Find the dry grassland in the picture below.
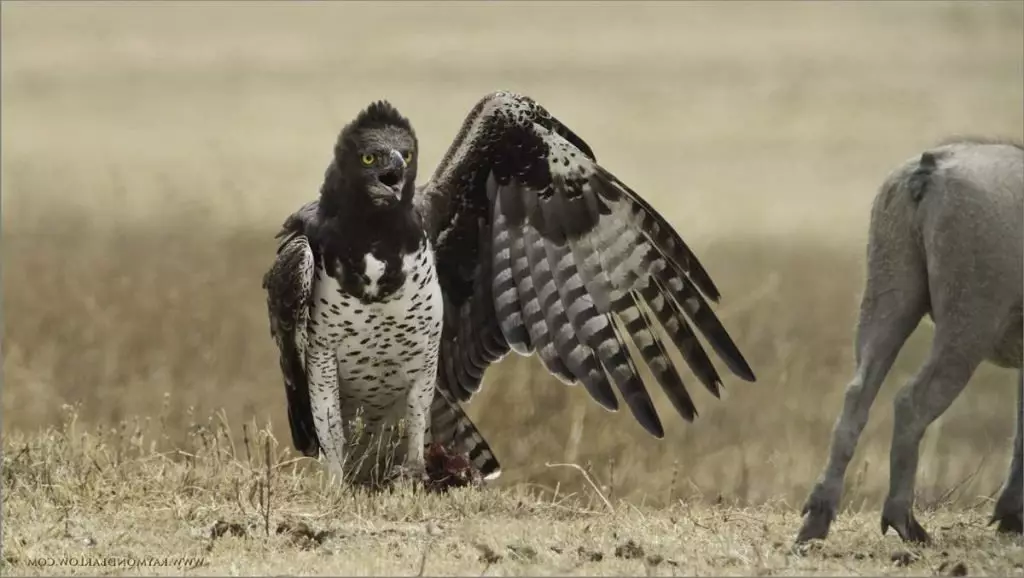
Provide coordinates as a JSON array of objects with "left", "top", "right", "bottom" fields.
[
  {"left": 2, "top": 2, "right": 1023, "bottom": 574},
  {"left": 2, "top": 411, "right": 1022, "bottom": 576}
]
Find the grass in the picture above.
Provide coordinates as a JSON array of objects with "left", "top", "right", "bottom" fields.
[
  {"left": 3, "top": 408, "right": 1022, "bottom": 576},
  {"left": 2, "top": 2, "right": 1023, "bottom": 575}
]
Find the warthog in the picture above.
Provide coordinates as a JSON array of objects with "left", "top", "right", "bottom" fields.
[{"left": 796, "top": 138, "right": 1023, "bottom": 544}]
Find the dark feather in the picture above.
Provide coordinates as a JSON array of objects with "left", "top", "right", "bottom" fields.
[
  {"left": 637, "top": 280, "right": 723, "bottom": 398},
  {"left": 624, "top": 292, "right": 698, "bottom": 421},
  {"left": 604, "top": 315, "right": 663, "bottom": 437},
  {"left": 490, "top": 204, "right": 532, "bottom": 354},
  {"left": 262, "top": 225, "right": 320, "bottom": 457},
  {"left": 543, "top": 237, "right": 619, "bottom": 411},
  {"left": 652, "top": 265, "right": 755, "bottom": 382},
  {"left": 522, "top": 223, "right": 576, "bottom": 383}
]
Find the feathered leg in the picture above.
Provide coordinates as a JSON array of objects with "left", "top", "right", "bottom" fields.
[
  {"left": 394, "top": 376, "right": 433, "bottom": 486},
  {"left": 307, "top": 344, "right": 347, "bottom": 482}
]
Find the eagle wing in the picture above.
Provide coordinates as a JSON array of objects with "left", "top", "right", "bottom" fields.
[
  {"left": 415, "top": 91, "right": 756, "bottom": 438},
  {"left": 262, "top": 202, "right": 320, "bottom": 456}
]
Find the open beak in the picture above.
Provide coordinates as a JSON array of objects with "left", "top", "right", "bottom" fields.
[{"left": 375, "top": 149, "right": 407, "bottom": 201}]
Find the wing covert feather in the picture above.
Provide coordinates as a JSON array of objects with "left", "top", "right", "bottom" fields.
[{"left": 262, "top": 228, "right": 319, "bottom": 457}]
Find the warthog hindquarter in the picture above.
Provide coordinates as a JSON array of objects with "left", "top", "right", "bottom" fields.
[{"left": 797, "top": 139, "right": 1023, "bottom": 545}]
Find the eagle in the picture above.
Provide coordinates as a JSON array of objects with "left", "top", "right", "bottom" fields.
[{"left": 262, "top": 91, "right": 756, "bottom": 487}]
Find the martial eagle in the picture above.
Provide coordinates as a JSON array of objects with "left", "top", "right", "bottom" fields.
[{"left": 262, "top": 91, "right": 756, "bottom": 486}]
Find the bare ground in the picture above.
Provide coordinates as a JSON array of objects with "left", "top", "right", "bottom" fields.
[{"left": 2, "top": 2, "right": 1023, "bottom": 575}]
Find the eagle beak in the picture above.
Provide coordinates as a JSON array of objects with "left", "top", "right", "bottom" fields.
[
  {"left": 371, "top": 149, "right": 407, "bottom": 203},
  {"left": 389, "top": 149, "right": 407, "bottom": 171}
]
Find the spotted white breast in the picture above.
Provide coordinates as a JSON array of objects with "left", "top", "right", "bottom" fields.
[{"left": 305, "top": 240, "right": 444, "bottom": 477}]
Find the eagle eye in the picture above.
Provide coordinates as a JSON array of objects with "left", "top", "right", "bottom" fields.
[
  {"left": 403, "top": 150, "right": 413, "bottom": 163},
  {"left": 360, "top": 153, "right": 375, "bottom": 166}
]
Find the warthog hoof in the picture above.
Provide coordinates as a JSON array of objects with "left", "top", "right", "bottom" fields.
[
  {"left": 796, "top": 494, "right": 836, "bottom": 543},
  {"left": 881, "top": 502, "right": 931, "bottom": 544},
  {"left": 996, "top": 513, "right": 1023, "bottom": 534},
  {"left": 990, "top": 501, "right": 1023, "bottom": 534}
]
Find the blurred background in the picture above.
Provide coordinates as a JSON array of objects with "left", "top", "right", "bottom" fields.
[{"left": 2, "top": 1, "right": 1022, "bottom": 507}]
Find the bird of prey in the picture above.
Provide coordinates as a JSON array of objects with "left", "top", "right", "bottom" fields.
[{"left": 262, "top": 91, "right": 756, "bottom": 487}]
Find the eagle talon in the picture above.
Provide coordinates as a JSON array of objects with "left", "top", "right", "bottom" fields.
[{"left": 388, "top": 464, "right": 429, "bottom": 487}]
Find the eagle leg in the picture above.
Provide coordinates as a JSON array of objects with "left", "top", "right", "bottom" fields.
[{"left": 389, "top": 379, "right": 433, "bottom": 488}]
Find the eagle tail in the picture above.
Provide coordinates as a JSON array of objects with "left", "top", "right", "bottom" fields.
[{"left": 428, "top": 388, "right": 501, "bottom": 480}]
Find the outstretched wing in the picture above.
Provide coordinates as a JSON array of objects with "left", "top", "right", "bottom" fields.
[
  {"left": 415, "top": 91, "right": 756, "bottom": 438},
  {"left": 262, "top": 205, "right": 319, "bottom": 456}
]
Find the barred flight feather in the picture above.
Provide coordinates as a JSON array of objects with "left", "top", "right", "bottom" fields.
[
  {"left": 523, "top": 222, "right": 576, "bottom": 384},
  {"left": 490, "top": 198, "right": 531, "bottom": 354}
]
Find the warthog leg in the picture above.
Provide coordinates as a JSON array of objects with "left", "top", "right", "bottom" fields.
[
  {"left": 990, "top": 369, "right": 1023, "bottom": 534},
  {"left": 880, "top": 348, "right": 979, "bottom": 542},
  {"left": 881, "top": 268, "right": 1008, "bottom": 543},
  {"left": 797, "top": 179, "right": 929, "bottom": 544},
  {"left": 797, "top": 279, "right": 926, "bottom": 543}
]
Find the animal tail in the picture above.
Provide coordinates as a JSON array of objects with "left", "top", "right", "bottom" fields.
[
  {"left": 906, "top": 151, "right": 940, "bottom": 202},
  {"left": 428, "top": 387, "right": 502, "bottom": 480}
]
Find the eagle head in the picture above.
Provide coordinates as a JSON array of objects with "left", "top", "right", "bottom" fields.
[{"left": 329, "top": 100, "right": 418, "bottom": 210}]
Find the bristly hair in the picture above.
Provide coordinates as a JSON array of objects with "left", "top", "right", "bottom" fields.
[
  {"left": 935, "top": 134, "right": 1024, "bottom": 152},
  {"left": 345, "top": 100, "right": 414, "bottom": 136}
]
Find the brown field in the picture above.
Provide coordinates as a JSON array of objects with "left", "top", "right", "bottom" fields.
[{"left": 2, "top": 2, "right": 1023, "bottom": 575}]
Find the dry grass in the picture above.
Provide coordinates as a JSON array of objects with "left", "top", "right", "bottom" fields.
[
  {"left": 2, "top": 2, "right": 1023, "bottom": 574},
  {"left": 3, "top": 409, "right": 1022, "bottom": 576}
]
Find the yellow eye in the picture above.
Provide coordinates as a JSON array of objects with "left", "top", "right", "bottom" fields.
[
  {"left": 403, "top": 150, "right": 413, "bottom": 163},
  {"left": 360, "top": 154, "right": 375, "bottom": 166}
]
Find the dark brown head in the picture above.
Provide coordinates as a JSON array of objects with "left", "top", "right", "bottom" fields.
[{"left": 326, "top": 100, "right": 418, "bottom": 211}]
